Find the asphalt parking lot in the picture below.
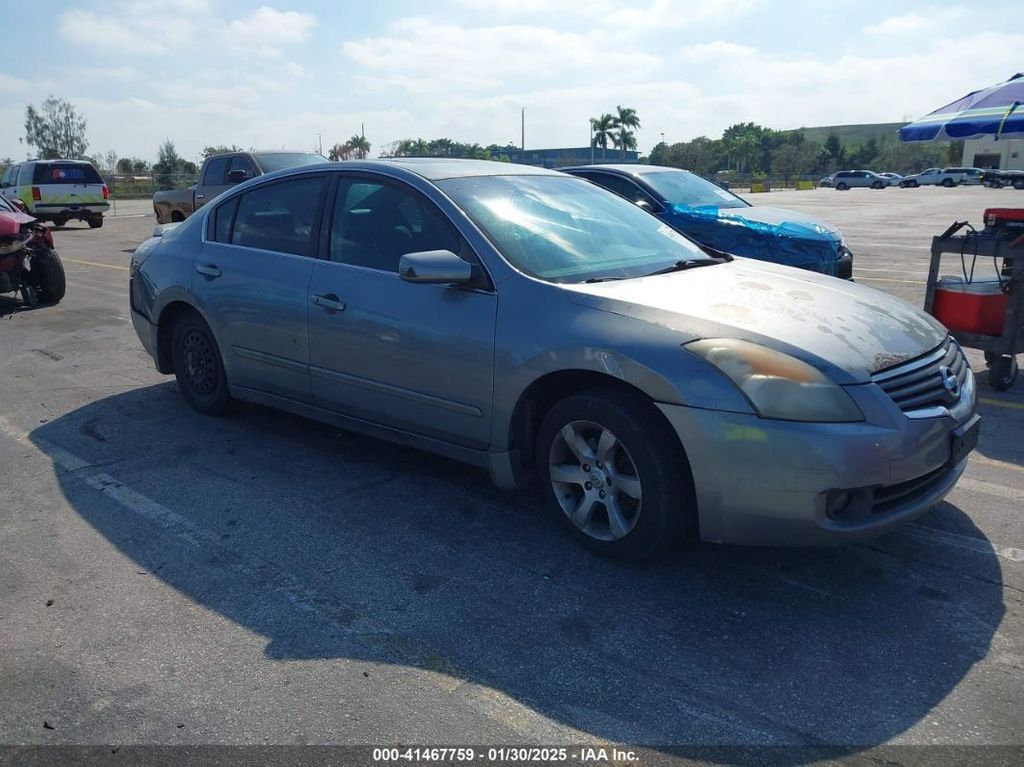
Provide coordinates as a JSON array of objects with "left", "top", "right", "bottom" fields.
[{"left": 0, "top": 186, "right": 1022, "bottom": 756}]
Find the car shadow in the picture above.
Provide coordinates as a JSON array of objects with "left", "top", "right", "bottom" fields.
[{"left": 30, "top": 384, "right": 1005, "bottom": 757}]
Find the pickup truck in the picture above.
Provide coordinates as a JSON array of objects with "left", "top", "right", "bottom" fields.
[
  {"left": 152, "top": 151, "right": 326, "bottom": 224},
  {"left": 898, "top": 167, "right": 983, "bottom": 188}
]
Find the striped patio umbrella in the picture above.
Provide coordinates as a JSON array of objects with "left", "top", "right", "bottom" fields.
[{"left": 898, "top": 73, "right": 1024, "bottom": 142}]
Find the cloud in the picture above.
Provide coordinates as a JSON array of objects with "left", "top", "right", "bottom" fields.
[
  {"left": 58, "top": 10, "right": 192, "bottom": 55},
  {"left": 862, "top": 6, "right": 967, "bottom": 36},
  {"left": 603, "top": 0, "right": 762, "bottom": 31},
  {"left": 344, "top": 18, "right": 659, "bottom": 95},
  {"left": 224, "top": 6, "right": 317, "bottom": 58}
]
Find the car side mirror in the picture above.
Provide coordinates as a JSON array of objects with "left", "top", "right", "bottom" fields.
[
  {"left": 227, "top": 169, "right": 250, "bottom": 183},
  {"left": 399, "top": 250, "right": 473, "bottom": 285},
  {"left": 635, "top": 199, "right": 651, "bottom": 211}
]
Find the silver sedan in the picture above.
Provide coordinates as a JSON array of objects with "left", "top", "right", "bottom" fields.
[{"left": 130, "top": 160, "right": 979, "bottom": 559}]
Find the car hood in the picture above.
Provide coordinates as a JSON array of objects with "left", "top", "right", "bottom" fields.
[
  {"left": 660, "top": 204, "right": 843, "bottom": 275},
  {"left": 723, "top": 205, "right": 841, "bottom": 238},
  {"left": 564, "top": 259, "right": 946, "bottom": 384}
]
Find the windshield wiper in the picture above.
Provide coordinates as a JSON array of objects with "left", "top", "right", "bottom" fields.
[
  {"left": 642, "top": 257, "right": 726, "bottom": 277},
  {"left": 582, "top": 275, "right": 626, "bottom": 283}
]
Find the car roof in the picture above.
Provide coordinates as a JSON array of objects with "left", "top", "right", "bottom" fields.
[
  {"left": 561, "top": 164, "right": 683, "bottom": 177},
  {"left": 345, "top": 158, "right": 563, "bottom": 181},
  {"left": 26, "top": 158, "right": 96, "bottom": 164}
]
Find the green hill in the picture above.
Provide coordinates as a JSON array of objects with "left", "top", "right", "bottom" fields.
[{"left": 797, "top": 122, "right": 909, "bottom": 146}]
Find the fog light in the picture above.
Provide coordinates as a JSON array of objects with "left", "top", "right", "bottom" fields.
[{"left": 825, "top": 490, "right": 852, "bottom": 519}]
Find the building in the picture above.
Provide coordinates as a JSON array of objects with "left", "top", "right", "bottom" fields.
[
  {"left": 517, "top": 147, "right": 640, "bottom": 169},
  {"left": 961, "top": 137, "right": 1024, "bottom": 170}
]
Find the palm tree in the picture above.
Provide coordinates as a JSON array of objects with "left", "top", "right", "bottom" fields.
[
  {"left": 327, "top": 142, "right": 352, "bottom": 162},
  {"left": 613, "top": 105, "right": 640, "bottom": 161},
  {"left": 590, "top": 113, "right": 615, "bottom": 161},
  {"left": 348, "top": 134, "right": 371, "bottom": 159}
]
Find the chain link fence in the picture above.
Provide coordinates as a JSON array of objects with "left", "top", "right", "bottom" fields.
[{"left": 102, "top": 173, "right": 198, "bottom": 201}]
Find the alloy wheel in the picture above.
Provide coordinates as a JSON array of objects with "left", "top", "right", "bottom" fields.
[{"left": 548, "top": 420, "right": 642, "bottom": 541}]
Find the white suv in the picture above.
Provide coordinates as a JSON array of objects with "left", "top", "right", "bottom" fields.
[{"left": 0, "top": 159, "right": 110, "bottom": 228}]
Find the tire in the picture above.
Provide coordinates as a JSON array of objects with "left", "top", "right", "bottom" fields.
[
  {"left": 1014, "top": 179, "right": 1024, "bottom": 190},
  {"left": 942, "top": 178, "right": 955, "bottom": 188},
  {"left": 910, "top": 180, "right": 919, "bottom": 187},
  {"left": 51, "top": 216, "right": 68, "bottom": 228},
  {"left": 87, "top": 215, "right": 103, "bottom": 229},
  {"left": 872, "top": 181, "right": 883, "bottom": 189},
  {"left": 171, "top": 311, "right": 231, "bottom": 416},
  {"left": 170, "top": 211, "right": 185, "bottom": 223},
  {"left": 988, "top": 356, "right": 1018, "bottom": 391},
  {"left": 835, "top": 182, "right": 849, "bottom": 191},
  {"left": 534, "top": 388, "right": 696, "bottom": 560},
  {"left": 984, "top": 351, "right": 997, "bottom": 366},
  {"left": 29, "top": 248, "right": 66, "bottom": 305}
]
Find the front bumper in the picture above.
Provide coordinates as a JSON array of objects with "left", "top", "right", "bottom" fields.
[
  {"left": 131, "top": 307, "right": 160, "bottom": 368},
  {"left": 657, "top": 391, "right": 977, "bottom": 546}
]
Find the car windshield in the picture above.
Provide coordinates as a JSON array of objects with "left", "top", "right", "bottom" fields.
[
  {"left": 438, "top": 174, "right": 713, "bottom": 283},
  {"left": 255, "top": 153, "right": 327, "bottom": 173},
  {"left": 639, "top": 170, "right": 748, "bottom": 210}
]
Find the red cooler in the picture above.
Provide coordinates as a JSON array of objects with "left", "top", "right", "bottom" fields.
[{"left": 933, "top": 276, "right": 1009, "bottom": 335}]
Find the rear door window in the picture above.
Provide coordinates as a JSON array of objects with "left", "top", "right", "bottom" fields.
[
  {"left": 33, "top": 163, "right": 103, "bottom": 184},
  {"left": 230, "top": 175, "right": 328, "bottom": 257},
  {"left": 212, "top": 197, "right": 240, "bottom": 243},
  {"left": 228, "top": 155, "right": 257, "bottom": 181}
]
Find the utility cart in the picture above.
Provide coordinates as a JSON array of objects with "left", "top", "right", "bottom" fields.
[{"left": 923, "top": 212, "right": 1024, "bottom": 391}]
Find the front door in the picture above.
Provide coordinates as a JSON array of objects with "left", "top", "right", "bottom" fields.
[
  {"left": 307, "top": 176, "right": 496, "bottom": 448},
  {"left": 192, "top": 174, "right": 329, "bottom": 402}
]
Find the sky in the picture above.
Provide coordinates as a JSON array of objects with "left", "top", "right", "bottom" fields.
[{"left": 1, "top": 0, "right": 1021, "bottom": 164}]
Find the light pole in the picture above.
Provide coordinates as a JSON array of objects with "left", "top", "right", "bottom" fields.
[
  {"left": 521, "top": 107, "right": 526, "bottom": 164},
  {"left": 660, "top": 132, "right": 665, "bottom": 145},
  {"left": 590, "top": 119, "right": 595, "bottom": 164}
]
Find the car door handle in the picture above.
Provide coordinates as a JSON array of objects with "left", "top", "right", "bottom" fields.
[
  {"left": 196, "top": 263, "right": 222, "bottom": 278},
  {"left": 312, "top": 293, "right": 346, "bottom": 313},
  {"left": 195, "top": 193, "right": 205, "bottom": 199}
]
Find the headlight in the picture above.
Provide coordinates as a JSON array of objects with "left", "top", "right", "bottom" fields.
[{"left": 687, "top": 338, "right": 864, "bottom": 423}]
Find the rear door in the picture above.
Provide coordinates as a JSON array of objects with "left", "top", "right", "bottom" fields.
[
  {"left": 192, "top": 173, "right": 330, "bottom": 402},
  {"left": 306, "top": 174, "right": 497, "bottom": 448}
]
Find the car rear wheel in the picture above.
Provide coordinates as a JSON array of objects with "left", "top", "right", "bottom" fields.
[
  {"left": 942, "top": 178, "right": 955, "bottom": 188},
  {"left": 87, "top": 215, "right": 103, "bottom": 229},
  {"left": 171, "top": 312, "right": 231, "bottom": 416},
  {"left": 872, "top": 181, "right": 884, "bottom": 189},
  {"left": 29, "top": 248, "right": 66, "bottom": 305},
  {"left": 1014, "top": 179, "right": 1024, "bottom": 190},
  {"left": 535, "top": 389, "right": 696, "bottom": 559}
]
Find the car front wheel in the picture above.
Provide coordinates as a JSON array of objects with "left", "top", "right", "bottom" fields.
[
  {"left": 535, "top": 389, "right": 696, "bottom": 559},
  {"left": 171, "top": 311, "right": 231, "bottom": 415},
  {"left": 835, "top": 182, "right": 848, "bottom": 191}
]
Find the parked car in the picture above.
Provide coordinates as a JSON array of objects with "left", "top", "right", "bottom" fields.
[
  {"left": 898, "top": 167, "right": 980, "bottom": 187},
  {"left": 829, "top": 170, "right": 890, "bottom": 190},
  {"left": 818, "top": 174, "right": 835, "bottom": 188},
  {"left": 562, "top": 164, "right": 854, "bottom": 278},
  {"left": 152, "top": 151, "right": 326, "bottom": 224},
  {"left": 879, "top": 172, "right": 903, "bottom": 183},
  {"left": 130, "top": 159, "right": 978, "bottom": 558},
  {"left": 980, "top": 169, "right": 1024, "bottom": 189},
  {"left": 0, "top": 159, "right": 109, "bottom": 228}
]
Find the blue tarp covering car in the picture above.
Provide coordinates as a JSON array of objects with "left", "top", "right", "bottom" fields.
[
  {"left": 660, "top": 203, "right": 843, "bottom": 276},
  {"left": 561, "top": 165, "right": 853, "bottom": 278}
]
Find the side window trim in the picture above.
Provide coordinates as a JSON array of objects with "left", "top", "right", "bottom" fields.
[{"left": 230, "top": 173, "right": 330, "bottom": 258}]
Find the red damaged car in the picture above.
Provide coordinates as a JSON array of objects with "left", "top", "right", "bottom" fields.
[{"left": 0, "top": 195, "right": 65, "bottom": 307}]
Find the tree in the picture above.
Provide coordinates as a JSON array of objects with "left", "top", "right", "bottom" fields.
[
  {"left": 328, "top": 142, "right": 353, "bottom": 161},
  {"left": 116, "top": 157, "right": 150, "bottom": 174},
  {"left": 202, "top": 144, "right": 243, "bottom": 159},
  {"left": 771, "top": 143, "right": 817, "bottom": 185},
  {"left": 348, "top": 134, "right": 371, "bottom": 159},
  {"left": 590, "top": 114, "right": 615, "bottom": 161},
  {"left": 152, "top": 140, "right": 196, "bottom": 190},
  {"left": 613, "top": 106, "right": 640, "bottom": 161},
  {"left": 24, "top": 97, "right": 89, "bottom": 159}
]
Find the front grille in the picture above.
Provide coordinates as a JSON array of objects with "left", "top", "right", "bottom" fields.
[{"left": 871, "top": 336, "right": 968, "bottom": 413}]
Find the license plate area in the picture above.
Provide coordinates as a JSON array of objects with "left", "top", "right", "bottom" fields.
[{"left": 949, "top": 414, "right": 981, "bottom": 468}]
